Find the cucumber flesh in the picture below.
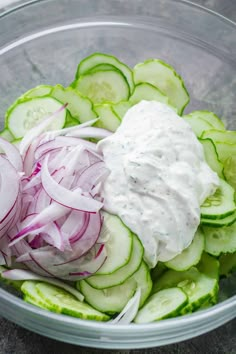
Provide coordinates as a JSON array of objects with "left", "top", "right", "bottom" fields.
[
  {"left": 152, "top": 267, "right": 218, "bottom": 312},
  {"left": 165, "top": 229, "right": 204, "bottom": 271},
  {"left": 6, "top": 97, "right": 67, "bottom": 139},
  {"left": 203, "top": 223, "right": 236, "bottom": 256},
  {"left": 112, "top": 101, "right": 132, "bottom": 120},
  {"left": 213, "top": 142, "right": 236, "bottom": 164},
  {"left": 223, "top": 156, "right": 236, "bottom": 191},
  {"left": 199, "top": 138, "right": 224, "bottom": 178},
  {"left": 133, "top": 59, "right": 189, "bottom": 115},
  {"left": 76, "top": 52, "right": 134, "bottom": 93},
  {"left": 51, "top": 84, "right": 97, "bottom": 123},
  {"left": 86, "top": 235, "right": 143, "bottom": 289},
  {"left": 132, "top": 262, "right": 153, "bottom": 307},
  {"left": 0, "top": 129, "right": 14, "bottom": 142},
  {"left": 183, "top": 115, "right": 214, "bottom": 137},
  {"left": 95, "top": 212, "right": 133, "bottom": 275},
  {"left": 201, "top": 210, "right": 236, "bottom": 227},
  {"left": 200, "top": 179, "right": 236, "bottom": 220},
  {"left": 21, "top": 281, "right": 50, "bottom": 310},
  {"left": 35, "top": 282, "right": 110, "bottom": 321},
  {"left": 151, "top": 262, "right": 167, "bottom": 282},
  {"left": 134, "top": 288, "right": 188, "bottom": 323},
  {"left": 129, "top": 83, "right": 169, "bottom": 105},
  {"left": 80, "top": 277, "right": 137, "bottom": 314},
  {"left": 219, "top": 252, "right": 236, "bottom": 277},
  {"left": 202, "top": 130, "right": 236, "bottom": 145},
  {"left": 75, "top": 70, "right": 130, "bottom": 104},
  {"left": 197, "top": 252, "right": 220, "bottom": 280},
  {"left": 21, "top": 85, "right": 53, "bottom": 99},
  {"left": 94, "top": 104, "right": 120, "bottom": 132},
  {"left": 184, "top": 111, "right": 225, "bottom": 131}
]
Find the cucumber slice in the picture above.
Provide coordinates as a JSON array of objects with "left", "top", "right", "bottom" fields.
[
  {"left": 21, "top": 85, "right": 53, "bottom": 99},
  {"left": 75, "top": 70, "right": 130, "bottom": 104},
  {"left": 6, "top": 97, "right": 67, "bottom": 139},
  {"left": 80, "top": 277, "right": 137, "bottom": 314},
  {"left": 134, "top": 288, "right": 188, "bottom": 323},
  {"left": 87, "top": 63, "right": 118, "bottom": 74},
  {"left": 219, "top": 252, "right": 236, "bottom": 277},
  {"left": 199, "top": 138, "right": 224, "bottom": 178},
  {"left": 223, "top": 156, "right": 236, "bottom": 191},
  {"left": 197, "top": 252, "right": 220, "bottom": 279},
  {"left": 95, "top": 212, "right": 133, "bottom": 275},
  {"left": 22, "top": 281, "right": 50, "bottom": 310},
  {"left": 151, "top": 262, "right": 167, "bottom": 282},
  {"left": 112, "top": 101, "right": 132, "bottom": 120},
  {"left": 94, "top": 104, "right": 120, "bottom": 132},
  {"left": 86, "top": 234, "right": 143, "bottom": 289},
  {"left": 184, "top": 111, "right": 225, "bottom": 131},
  {"left": 0, "top": 266, "right": 23, "bottom": 291},
  {"left": 183, "top": 115, "right": 214, "bottom": 138},
  {"left": 152, "top": 267, "right": 218, "bottom": 311},
  {"left": 203, "top": 223, "right": 236, "bottom": 256},
  {"left": 80, "top": 262, "right": 151, "bottom": 314},
  {"left": 35, "top": 282, "right": 109, "bottom": 321},
  {"left": 165, "top": 229, "right": 204, "bottom": 271},
  {"left": 76, "top": 52, "right": 134, "bottom": 93},
  {"left": 0, "top": 129, "right": 14, "bottom": 142},
  {"left": 129, "top": 83, "right": 168, "bottom": 105},
  {"left": 213, "top": 142, "right": 236, "bottom": 164},
  {"left": 201, "top": 211, "right": 236, "bottom": 227},
  {"left": 202, "top": 130, "right": 236, "bottom": 145},
  {"left": 133, "top": 59, "right": 189, "bottom": 115},
  {"left": 200, "top": 179, "right": 236, "bottom": 220},
  {"left": 51, "top": 84, "right": 97, "bottom": 123}
]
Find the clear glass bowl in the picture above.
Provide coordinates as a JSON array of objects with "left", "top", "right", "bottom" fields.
[{"left": 0, "top": 0, "right": 235, "bottom": 349}]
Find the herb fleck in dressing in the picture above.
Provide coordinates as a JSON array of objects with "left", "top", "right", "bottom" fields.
[{"left": 98, "top": 101, "right": 219, "bottom": 268}]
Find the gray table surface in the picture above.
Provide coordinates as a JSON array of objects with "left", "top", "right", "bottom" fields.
[{"left": 0, "top": 0, "right": 236, "bottom": 353}]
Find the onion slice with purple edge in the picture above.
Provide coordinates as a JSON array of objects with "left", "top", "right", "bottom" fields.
[
  {"left": 41, "top": 155, "right": 103, "bottom": 213},
  {"left": 2, "top": 269, "right": 84, "bottom": 301},
  {"left": 0, "top": 138, "right": 23, "bottom": 172},
  {"left": 110, "top": 288, "right": 141, "bottom": 324}
]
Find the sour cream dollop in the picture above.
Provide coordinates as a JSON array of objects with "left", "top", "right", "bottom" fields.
[{"left": 98, "top": 101, "right": 219, "bottom": 268}]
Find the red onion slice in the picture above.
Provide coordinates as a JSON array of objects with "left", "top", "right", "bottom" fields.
[{"left": 0, "top": 138, "right": 23, "bottom": 172}]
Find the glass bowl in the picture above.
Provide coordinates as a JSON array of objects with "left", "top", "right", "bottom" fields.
[{"left": 0, "top": 0, "right": 235, "bottom": 349}]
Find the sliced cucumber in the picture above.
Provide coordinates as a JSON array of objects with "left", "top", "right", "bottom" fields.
[
  {"left": 86, "top": 234, "right": 143, "bottom": 289},
  {"left": 0, "top": 129, "right": 14, "bottom": 142},
  {"left": 35, "top": 282, "right": 109, "bottom": 321},
  {"left": 76, "top": 52, "right": 134, "bottom": 93},
  {"left": 223, "top": 156, "right": 236, "bottom": 191},
  {"left": 219, "top": 252, "right": 236, "bottom": 277},
  {"left": 184, "top": 111, "right": 225, "bottom": 131},
  {"left": 95, "top": 212, "right": 133, "bottom": 275},
  {"left": 80, "top": 277, "right": 137, "bottom": 314},
  {"left": 183, "top": 115, "right": 214, "bottom": 138},
  {"left": 51, "top": 84, "right": 96, "bottom": 123},
  {"left": 151, "top": 262, "right": 167, "bottom": 282},
  {"left": 199, "top": 138, "right": 224, "bottom": 178},
  {"left": 134, "top": 288, "right": 188, "bottom": 323},
  {"left": 6, "top": 97, "right": 67, "bottom": 139},
  {"left": 201, "top": 211, "right": 236, "bottom": 227},
  {"left": 213, "top": 142, "right": 236, "bottom": 164},
  {"left": 22, "top": 281, "right": 50, "bottom": 310},
  {"left": 202, "top": 130, "right": 236, "bottom": 145},
  {"left": 133, "top": 59, "right": 189, "bottom": 115},
  {"left": 74, "top": 70, "right": 130, "bottom": 104},
  {"left": 203, "top": 223, "right": 236, "bottom": 256},
  {"left": 80, "top": 262, "right": 151, "bottom": 314},
  {"left": 94, "top": 104, "right": 120, "bottom": 132},
  {"left": 0, "top": 266, "right": 23, "bottom": 291},
  {"left": 112, "top": 100, "right": 132, "bottom": 120},
  {"left": 152, "top": 267, "right": 218, "bottom": 311},
  {"left": 197, "top": 252, "right": 219, "bottom": 280},
  {"left": 21, "top": 85, "right": 53, "bottom": 99},
  {"left": 200, "top": 179, "right": 235, "bottom": 220},
  {"left": 129, "top": 83, "right": 168, "bottom": 105},
  {"left": 165, "top": 229, "right": 204, "bottom": 271}
]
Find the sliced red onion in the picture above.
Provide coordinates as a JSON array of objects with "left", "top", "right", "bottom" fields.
[
  {"left": 65, "top": 126, "right": 112, "bottom": 139},
  {"left": 41, "top": 156, "right": 103, "bottom": 213},
  {"left": 110, "top": 288, "right": 141, "bottom": 324},
  {"left": 2, "top": 269, "right": 84, "bottom": 301},
  {"left": 0, "top": 138, "right": 23, "bottom": 172}
]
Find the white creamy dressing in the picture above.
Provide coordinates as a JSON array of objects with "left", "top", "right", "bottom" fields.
[{"left": 98, "top": 101, "right": 219, "bottom": 268}]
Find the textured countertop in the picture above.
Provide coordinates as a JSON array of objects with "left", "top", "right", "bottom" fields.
[{"left": 0, "top": 0, "right": 236, "bottom": 353}]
